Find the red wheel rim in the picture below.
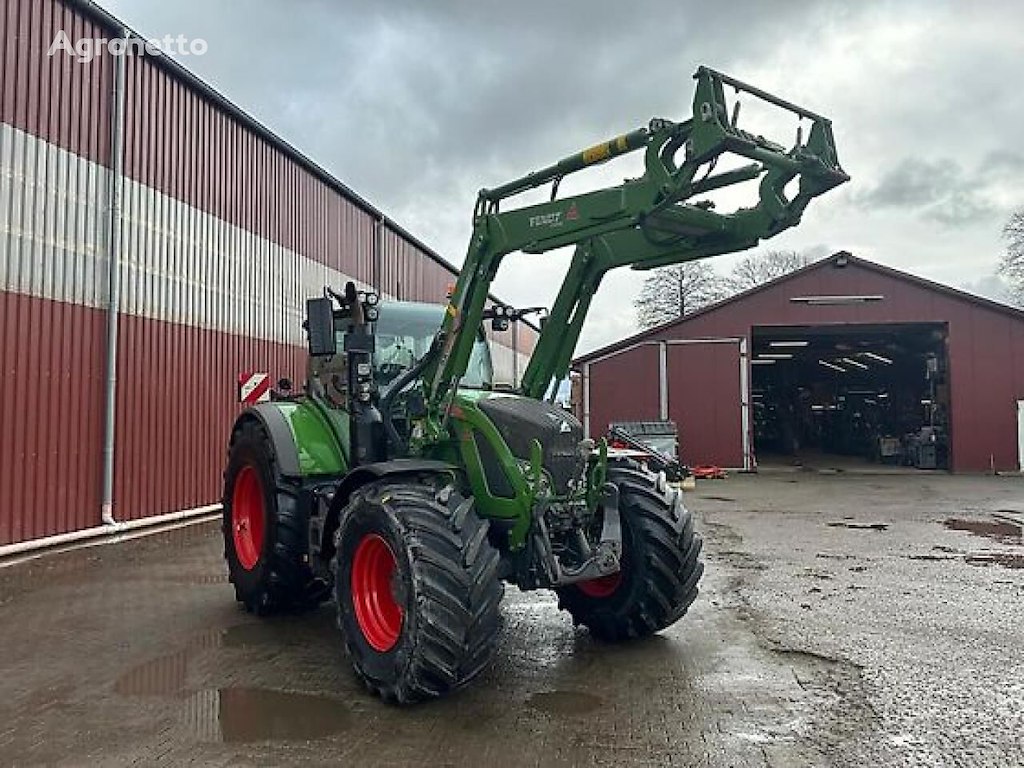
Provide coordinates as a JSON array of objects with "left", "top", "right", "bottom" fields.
[
  {"left": 231, "top": 466, "right": 265, "bottom": 571},
  {"left": 351, "top": 534, "right": 404, "bottom": 652},
  {"left": 577, "top": 571, "right": 622, "bottom": 598}
]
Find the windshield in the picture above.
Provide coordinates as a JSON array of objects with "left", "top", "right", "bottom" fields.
[{"left": 342, "top": 301, "right": 493, "bottom": 392}]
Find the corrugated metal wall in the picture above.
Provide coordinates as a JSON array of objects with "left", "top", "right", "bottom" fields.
[
  {"left": 0, "top": 0, "right": 538, "bottom": 545},
  {"left": 1, "top": 0, "right": 114, "bottom": 542},
  {"left": 665, "top": 341, "right": 744, "bottom": 467},
  {"left": 1, "top": 0, "right": 112, "bottom": 164},
  {"left": 584, "top": 340, "right": 745, "bottom": 468},
  {"left": 586, "top": 344, "right": 661, "bottom": 436}
]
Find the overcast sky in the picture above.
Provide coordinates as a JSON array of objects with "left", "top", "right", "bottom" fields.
[{"left": 104, "top": 0, "right": 1024, "bottom": 354}]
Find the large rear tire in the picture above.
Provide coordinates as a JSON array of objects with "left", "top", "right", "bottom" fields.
[
  {"left": 333, "top": 478, "right": 503, "bottom": 703},
  {"left": 557, "top": 462, "right": 703, "bottom": 640},
  {"left": 222, "top": 419, "right": 326, "bottom": 614}
]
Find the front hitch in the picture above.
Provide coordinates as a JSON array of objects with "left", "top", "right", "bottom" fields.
[{"left": 532, "top": 482, "right": 623, "bottom": 587}]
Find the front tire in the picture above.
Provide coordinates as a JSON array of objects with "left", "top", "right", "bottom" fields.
[
  {"left": 557, "top": 463, "right": 704, "bottom": 640},
  {"left": 222, "top": 419, "right": 325, "bottom": 614},
  {"left": 333, "top": 478, "right": 503, "bottom": 703}
]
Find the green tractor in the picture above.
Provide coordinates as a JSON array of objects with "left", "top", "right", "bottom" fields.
[{"left": 221, "top": 67, "right": 848, "bottom": 703}]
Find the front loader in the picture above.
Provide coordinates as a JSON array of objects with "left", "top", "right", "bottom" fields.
[{"left": 221, "top": 67, "right": 848, "bottom": 703}]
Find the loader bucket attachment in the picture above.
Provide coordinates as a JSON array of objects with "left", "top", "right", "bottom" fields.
[{"left": 688, "top": 66, "right": 848, "bottom": 195}]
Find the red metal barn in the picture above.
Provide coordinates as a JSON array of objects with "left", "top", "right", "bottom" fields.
[
  {"left": 574, "top": 253, "right": 1024, "bottom": 473},
  {"left": 0, "top": 0, "right": 536, "bottom": 548}
]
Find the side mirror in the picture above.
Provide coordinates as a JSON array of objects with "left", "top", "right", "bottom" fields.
[{"left": 305, "top": 297, "right": 337, "bottom": 356}]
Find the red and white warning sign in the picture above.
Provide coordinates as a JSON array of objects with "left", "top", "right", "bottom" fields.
[{"left": 238, "top": 372, "right": 271, "bottom": 405}]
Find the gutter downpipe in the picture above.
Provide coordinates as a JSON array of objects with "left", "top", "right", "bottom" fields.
[{"left": 100, "top": 32, "right": 127, "bottom": 526}]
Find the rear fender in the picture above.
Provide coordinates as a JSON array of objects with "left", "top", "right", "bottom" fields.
[{"left": 230, "top": 401, "right": 347, "bottom": 479}]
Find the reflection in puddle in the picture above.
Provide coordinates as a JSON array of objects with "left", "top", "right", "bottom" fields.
[
  {"left": 115, "top": 621, "right": 322, "bottom": 700},
  {"left": 185, "top": 688, "right": 349, "bottom": 742},
  {"left": 944, "top": 518, "right": 1022, "bottom": 543},
  {"left": 115, "top": 650, "right": 189, "bottom": 696},
  {"left": 528, "top": 690, "right": 604, "bottom": 716}
]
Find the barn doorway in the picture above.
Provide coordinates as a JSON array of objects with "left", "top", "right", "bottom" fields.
[{"left": 750, "top": 323, "right": 950, "bottom": 470}]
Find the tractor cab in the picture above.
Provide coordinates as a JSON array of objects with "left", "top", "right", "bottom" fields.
[
  {"left": 306, "top": 295, "right": 493, "bottom": 410},
  {"left": 369, "top": 301, "right": 493, "bottom": 393}
]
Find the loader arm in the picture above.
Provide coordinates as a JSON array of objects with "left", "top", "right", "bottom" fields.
[{"left": 421, "top": 66, "right": 848, "bottom": 428}]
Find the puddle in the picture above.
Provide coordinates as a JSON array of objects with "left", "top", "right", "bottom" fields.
[
  {"left": 115, "top": 620, "right": 321, "bottom": 700},
  {"left": 827, "top": 522, "right": 889, "bottom": 531},
  {"left": 185, "top": 688, "right": 349, "bottom": 742},
  {"left": 965, "top": 553, "right": 1024, "bottom": 570},
  {"left": 527, "top": 690, "right": 604, "bottom": 716},
  {"left": 115, "top": 650, "right": 189, "bottom": 696},
  {"left": 944, "top": 518, "right": 1022, "bottom": 543}
]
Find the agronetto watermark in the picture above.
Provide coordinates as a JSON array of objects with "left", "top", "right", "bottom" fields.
[{"left": 47, "top": 30, "right": 208, "bottom": 64}]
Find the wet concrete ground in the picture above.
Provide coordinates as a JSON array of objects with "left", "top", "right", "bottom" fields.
[{"left": 1, "top": 473, "right": 1022, "bottom": 767}]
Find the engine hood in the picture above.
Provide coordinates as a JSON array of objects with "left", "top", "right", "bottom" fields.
[{"left": 470, "top": 393, "right": 584, "bottom": 494}]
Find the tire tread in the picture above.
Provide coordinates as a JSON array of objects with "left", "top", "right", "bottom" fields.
[
  {"left": 334, "top": 478, "right": 503, "bottom": 703},
  {"left": 557, "top": 463, "right": 704, "bottom": 641}
]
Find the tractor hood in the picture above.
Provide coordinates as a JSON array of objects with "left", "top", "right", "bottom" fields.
[{"left": 470, "top": 393, "right": 584, "bottom": 494}]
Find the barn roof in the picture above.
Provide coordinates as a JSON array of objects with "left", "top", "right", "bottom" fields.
[{"left": 573, "top": 251, "right": 1024, "bottom": 365}]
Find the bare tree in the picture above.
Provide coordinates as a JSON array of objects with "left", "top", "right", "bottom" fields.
[
  {"left": 728, "top": 249, "right": 810, "bottom": 292},
  {"left": 999, "top": 209, "right": 1024, "bottom": 306},
  {"left": 634, "top": 262, "right": 727, "bottom": 329}
]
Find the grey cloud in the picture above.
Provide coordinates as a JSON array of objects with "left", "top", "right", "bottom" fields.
[
  {"left": 856, "top": 158, "right": 960, "bottom": 208},
  {"left": 959, "top": 273, "right": 1015, "bottom": 305},
  {"left": 100, "top": 0, "right": 1024, "bottom": 352},
  {"left": 104, "top": 1, "right": 854, "bottom": 200},
  {"left": 854, "top": 157, "right": 1000, "bottom": 227},
  {"left": 924, "top": 189, "right": 998, "bottom": 226}
]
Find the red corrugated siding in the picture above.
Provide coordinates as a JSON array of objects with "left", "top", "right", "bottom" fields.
[
  {"left": 517, "top": 323, "right": 538, "bottom": 354},
  {"left": 0, "top": 0, "right": 539, "bottom": 548},
  {"left": 587, "top": 345, "right": 660, "bottom": 437},
  {"left": 379, "top": 226, "right": 452, "bottom": 304},
  {"left": 123, "top": 53, "right": 378, "bottom": 286},
  {"left": 113, "top": 313, "right": 305, "bottom": 521},
  {"left": 667, "top": 343, "right": 743, "bottom": 467},
  {"left": 0, "top": 291, "right": 106, "bottom": 545},
  {"left": 587, "top": 260, "right": 1024, "bottom": 471},
  {"left": 0, "top": 0, "right": 112, "bottom": 166}
]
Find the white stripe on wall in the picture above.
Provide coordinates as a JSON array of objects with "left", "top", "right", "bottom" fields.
[
  {"left": 0, "top": 121, "right": 109, "bottom": 308},
  {"left": 1, "top": 122, "right": 522, "bottom": 383}
]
